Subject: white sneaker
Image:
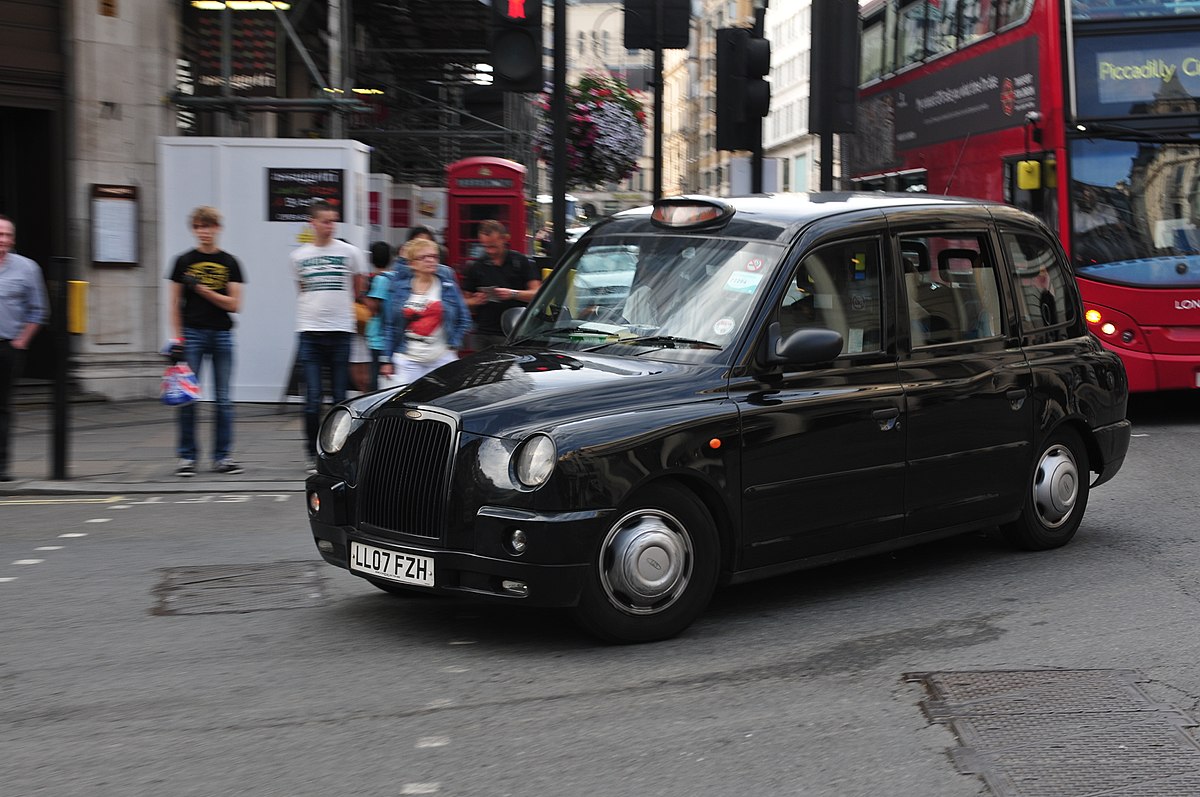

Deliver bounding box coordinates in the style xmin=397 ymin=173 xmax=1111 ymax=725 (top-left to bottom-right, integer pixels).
xmin=175 ymin=459 xmax=196 ymax=477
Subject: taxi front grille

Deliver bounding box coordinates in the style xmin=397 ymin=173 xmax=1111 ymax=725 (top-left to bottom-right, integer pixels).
xmin=357 ymin=414 xmax=454 ymax=540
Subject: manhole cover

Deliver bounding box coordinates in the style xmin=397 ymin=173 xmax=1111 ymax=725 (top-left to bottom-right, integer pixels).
xmin=908 ymin=670 xmax=1200 ymax=797
xmin=152 ymin=561 xmax=326 ymax=615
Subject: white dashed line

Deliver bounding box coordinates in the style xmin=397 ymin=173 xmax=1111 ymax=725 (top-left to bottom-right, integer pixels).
xmin=448 ymin=640 xmax=476 ymax=646
xmin=0 ymin=577 xmax=16 ymax=583
xmin=426 ymin=698 xmax=454 ymax=709
xmin=59 ymin=533 xmax=88 ymax=538
xmin=35 ymin=546 xmax=64 ymax=551
xmin=13 ymin=559 xmax=44 ymax=565
xmin=401 ymin=784 xmax=440 ymax=795
xmin=108 ymin=505 xmax=132 ymax=510
xmin=85 ymin=518 xmax=112 ymax=524
xmin=416 ymin=736 xmax=450 ymax=748
xmin=442 ymin=666 xmax=469 ymax=673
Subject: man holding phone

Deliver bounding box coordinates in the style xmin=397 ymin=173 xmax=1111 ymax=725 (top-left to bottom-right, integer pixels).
xmin=461 ymin=219 xmax=541 ymax=351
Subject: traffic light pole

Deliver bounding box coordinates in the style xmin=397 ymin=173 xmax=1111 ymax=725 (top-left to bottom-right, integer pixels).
xmin=652 ymin=0 xmax=664 ymax=201
xmin=750 ymin=5 xmax=766 ymax=194
xmin=551 ymin=0 xmax=568 ymax=260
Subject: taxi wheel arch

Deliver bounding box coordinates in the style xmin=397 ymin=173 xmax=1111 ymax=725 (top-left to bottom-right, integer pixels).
xmin=572 ymin=481 xmax=720 ymax=644
xmin=1001 ymin=426 xmax=1090 ymax=551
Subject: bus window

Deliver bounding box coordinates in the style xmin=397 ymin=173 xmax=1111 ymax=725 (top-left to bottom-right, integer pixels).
xmin=899 ymin=0 xmax=929 ymax=65
xmin=963 ymin=0 xmax=996 ymax=43
xmin=930 ymin=0 xmax=961 ymax=55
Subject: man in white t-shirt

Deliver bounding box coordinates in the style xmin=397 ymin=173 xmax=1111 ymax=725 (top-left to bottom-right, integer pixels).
xmin=291 ymin=201 xmax=367 ymax=469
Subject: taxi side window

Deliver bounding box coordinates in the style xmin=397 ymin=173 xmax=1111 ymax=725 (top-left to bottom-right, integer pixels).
xmin=1003 ymin=231 xmax=1074 ymax=331
xmin=778 ymin=238 xmax=883 ymax=355
xmin=901 ymin=233 xmax=1003 ymax=346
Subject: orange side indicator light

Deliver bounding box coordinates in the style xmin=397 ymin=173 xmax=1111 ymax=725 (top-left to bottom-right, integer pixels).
xmin=709 ymin=438 xmax=722 ymax=449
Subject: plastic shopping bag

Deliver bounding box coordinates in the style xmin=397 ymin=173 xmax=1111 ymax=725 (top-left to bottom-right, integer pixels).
xmin=161 ymin=363 xmax=201 ymax=406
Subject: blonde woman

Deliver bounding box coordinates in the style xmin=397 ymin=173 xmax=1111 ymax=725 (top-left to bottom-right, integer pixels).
xmin=380 ymin=238 xmax=472 ymax=385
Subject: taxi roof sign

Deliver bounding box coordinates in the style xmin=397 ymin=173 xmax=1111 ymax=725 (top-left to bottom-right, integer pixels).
xmin=651 ymin=196 xmax=734 ymax=229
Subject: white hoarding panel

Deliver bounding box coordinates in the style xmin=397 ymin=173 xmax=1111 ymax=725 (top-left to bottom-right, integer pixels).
xmin=158 ymin=137 xmax=370 ymax=403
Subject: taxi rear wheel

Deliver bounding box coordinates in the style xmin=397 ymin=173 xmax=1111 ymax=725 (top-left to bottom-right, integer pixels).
xmin=1001 ymin=428 xmax=1090 ymax=551
xmin=572 ymin=483 xmax=719 ymax=644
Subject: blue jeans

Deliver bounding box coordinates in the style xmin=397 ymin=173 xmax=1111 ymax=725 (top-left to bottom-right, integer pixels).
xmin=298 ymin=331 xmax=351 ymax=455
xmin=177 ymin=327 xmax=234 ymax=463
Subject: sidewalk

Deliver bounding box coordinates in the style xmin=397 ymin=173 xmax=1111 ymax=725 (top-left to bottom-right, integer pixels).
xmin=1 ymin=397 xmax=310 ymax=495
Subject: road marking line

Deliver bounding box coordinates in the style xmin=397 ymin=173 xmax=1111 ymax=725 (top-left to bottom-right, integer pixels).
xmin=416 ymin=736 xmax=450 ymax=748
xmin=0 ymin=577 xmax=16 ymax=583
xmin=448 ymin=640 xmax=476 ymax=645
xmin=442 ymin=666 xmax=469 ymax=673
xmin=0 ymin=496 xmax=126 ymax=507
xmin=426 ymin=698 xmax=454 ymax=709
xmin=86 ymin=518 xmax=113 ymax=523
xmin=59 ymin=533 xmax=88 ymax=538
xmin=35 ymin=546 xmax=64 ymax=551
xmin=13 ymin=559 xmax=44 ymax=565
xmin=401 ymin=784 xmax=440 ymax=795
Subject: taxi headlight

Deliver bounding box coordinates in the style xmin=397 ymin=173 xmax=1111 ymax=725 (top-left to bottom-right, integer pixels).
xmin=318 ymin=408 xmax=355 ymax=455
xmin=514 ymin=434 xmax=556 ymax=488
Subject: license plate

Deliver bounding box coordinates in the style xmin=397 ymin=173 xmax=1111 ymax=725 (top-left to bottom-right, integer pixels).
xmin=349 ymin=541 xmax=435 ymax=587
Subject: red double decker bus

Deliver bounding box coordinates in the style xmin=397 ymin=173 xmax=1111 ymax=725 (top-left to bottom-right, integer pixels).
xmin=847 ymin=0 xmax=1200 ymax=392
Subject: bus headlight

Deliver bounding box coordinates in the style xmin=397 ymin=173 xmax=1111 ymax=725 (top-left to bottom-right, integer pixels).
xmin=513 ymin=434 xmax=556 ymax=488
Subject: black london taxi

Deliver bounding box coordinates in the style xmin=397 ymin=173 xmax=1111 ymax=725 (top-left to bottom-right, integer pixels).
xmin=306 ymin=194 xmax=1130 ymax=643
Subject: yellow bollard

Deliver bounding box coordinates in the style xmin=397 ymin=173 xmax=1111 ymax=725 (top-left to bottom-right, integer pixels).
xmin=67 ymin=280 xmax=88 ymax=334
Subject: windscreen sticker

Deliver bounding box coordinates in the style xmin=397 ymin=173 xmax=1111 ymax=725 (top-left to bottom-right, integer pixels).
xmin=723 ymin=271 xmax=763 ymax=294
xmin=745 ymin=257 xmax=766 ymax=273
xmin=713 ymin=318 xmax=736 ymax=336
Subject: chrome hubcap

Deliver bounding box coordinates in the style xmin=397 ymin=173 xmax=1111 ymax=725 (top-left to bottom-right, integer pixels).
xmin=599 ymin=510 xmax=693 ymax=616
xmin=1032 ymin=443 xmax=1079 ymax=529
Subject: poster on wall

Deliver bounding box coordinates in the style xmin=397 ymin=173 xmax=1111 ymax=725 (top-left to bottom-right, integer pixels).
xmin=267 ymin=168 xmax=344 ymax=222
xmin=91 ymin=184 xmax=138 ymax=265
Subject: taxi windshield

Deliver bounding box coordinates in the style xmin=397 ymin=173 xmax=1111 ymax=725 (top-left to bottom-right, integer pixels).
xmin=512 ymin=233 xmax=786 ymax=361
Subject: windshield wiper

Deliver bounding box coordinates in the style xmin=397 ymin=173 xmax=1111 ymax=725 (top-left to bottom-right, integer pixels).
xmin=511 ymin=324 xmax=622 ymax=344
xmin=590 ymin=335 xmax=723 ymax=351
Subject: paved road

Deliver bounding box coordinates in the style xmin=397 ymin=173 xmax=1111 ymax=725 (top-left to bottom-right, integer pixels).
xmin=1 ymin=392 xmax=1197 ymax=797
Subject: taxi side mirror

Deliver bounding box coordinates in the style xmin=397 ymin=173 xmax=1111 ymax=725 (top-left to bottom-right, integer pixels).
xmin=501 ymin=306 xmax=525 ymax=337
xmin=764 ymin=322 xmax=844 ymax=366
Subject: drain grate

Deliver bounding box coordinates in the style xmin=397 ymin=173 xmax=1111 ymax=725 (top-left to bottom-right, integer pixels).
xmin=152 ymin=561 xmax=326 ymax=615
xmin=908 ymin=669 xmax=1200 ymax=797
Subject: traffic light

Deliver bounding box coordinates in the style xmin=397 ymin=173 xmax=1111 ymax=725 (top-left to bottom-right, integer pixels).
xmin=715 ymin=27 xmax=771 ymax=152
xmin=490 ymin=0 xmax=544 ymax=92
xmin=809 ymin=0 xmax=859 ymax=133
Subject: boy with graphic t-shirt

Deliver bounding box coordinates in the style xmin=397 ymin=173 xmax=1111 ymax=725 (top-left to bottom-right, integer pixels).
xmin=291 ymin=201 xmax=367 ymax=469
xmin=167 ymin=206 xmax=245 ymax=477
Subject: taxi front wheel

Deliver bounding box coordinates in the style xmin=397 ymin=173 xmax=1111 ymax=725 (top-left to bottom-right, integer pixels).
xmin=572 ymin=483 xmax=720 ymax=644
xmin=1002 ymin=428 xmax=1090 ymax=551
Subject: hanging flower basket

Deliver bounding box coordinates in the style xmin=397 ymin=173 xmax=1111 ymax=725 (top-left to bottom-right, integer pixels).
xmin=533 ymin=72 xmax=648 ymax=190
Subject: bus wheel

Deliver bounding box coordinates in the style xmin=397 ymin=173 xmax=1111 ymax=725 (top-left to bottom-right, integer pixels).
xmin=572 ymin=483 xmax=719 ymax=644
xmin=1002 ymin=428 xmax=1090 ymax=551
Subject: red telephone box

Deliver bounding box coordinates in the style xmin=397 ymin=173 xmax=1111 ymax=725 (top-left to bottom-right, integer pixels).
xmin=446 ymin=157 xmax=528 ymax=270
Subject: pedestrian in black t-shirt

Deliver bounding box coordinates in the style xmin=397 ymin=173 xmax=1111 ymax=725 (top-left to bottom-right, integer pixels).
xmin=461 ymin=219 xmax=541 ymax=351
xmin=167 ymin=206 xmax=245 ymax=477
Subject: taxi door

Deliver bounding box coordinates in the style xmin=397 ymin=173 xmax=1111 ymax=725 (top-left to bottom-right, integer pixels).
xmin=892 ymin=216 xmax=1033 ymax=534
xmin=735 ymin=234 xmax=907 ymax=572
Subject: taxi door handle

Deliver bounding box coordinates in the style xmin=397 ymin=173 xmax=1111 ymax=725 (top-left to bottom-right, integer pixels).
xmin=1007 ymin=388 xmax=1028 ymax=409
xmin=872 ymin=407 xmax=900 ymax=431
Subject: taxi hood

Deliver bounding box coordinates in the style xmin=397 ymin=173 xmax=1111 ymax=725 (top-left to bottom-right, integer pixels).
xmin=378 ymin=347 xmax=722 ymax=437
